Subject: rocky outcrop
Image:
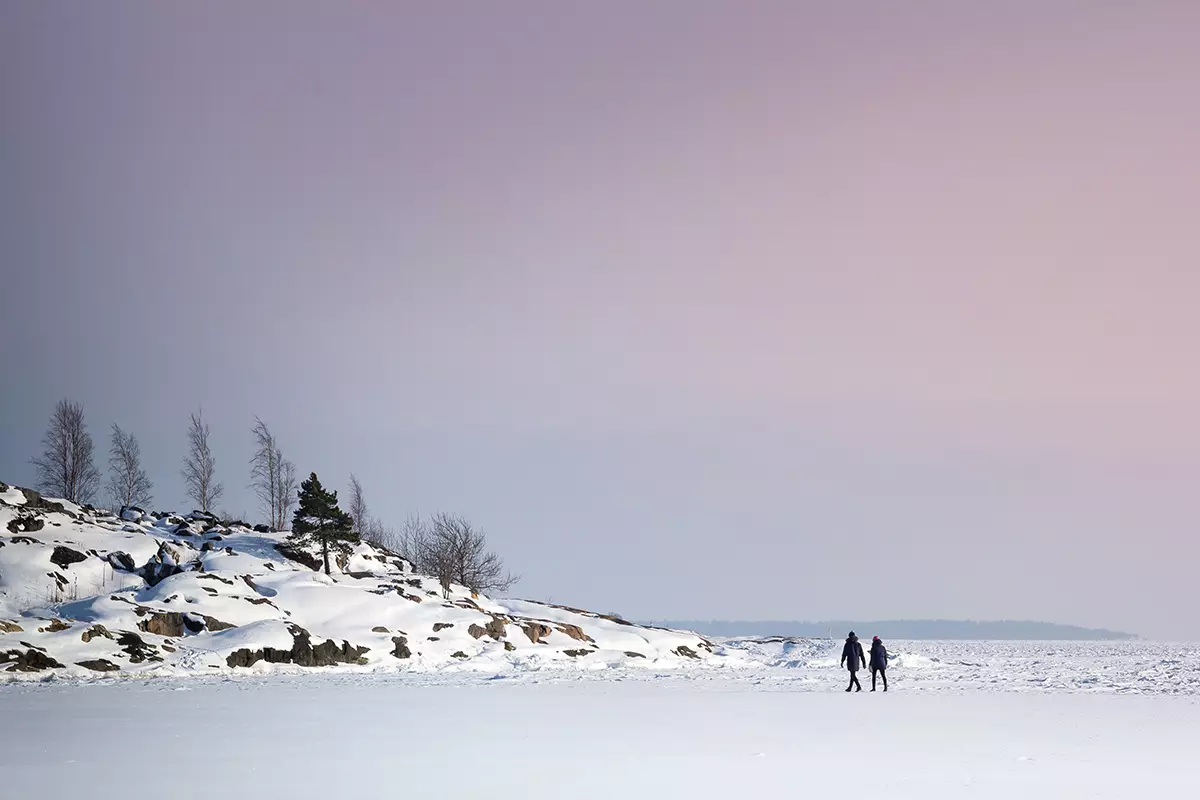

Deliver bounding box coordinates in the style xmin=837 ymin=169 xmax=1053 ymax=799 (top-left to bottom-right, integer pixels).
xmin=50 ymin=545 xmax=87 ymax=570
xmin=1 ymin=648 xmax=65 ymax=672
xmin=225 ymin=625 xmax=370 ymax=669
xmin=76 ymin=659 xmax=120 ymax=672
xmin=117 ymin=632 xmax=162 ymax=663
xmin=7 ymin=514 xmax=44 ymax=533
xmin=137 ymin=612 xmax=236 ymax=637
xmin=0 ymin=621 xmax=24 ymax=633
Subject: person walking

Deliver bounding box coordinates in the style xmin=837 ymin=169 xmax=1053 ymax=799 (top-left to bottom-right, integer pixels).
xmin=840 ymin=631 xmax=866 ymax=692
xmin=869 ymin=635 xmax=889 ymax=691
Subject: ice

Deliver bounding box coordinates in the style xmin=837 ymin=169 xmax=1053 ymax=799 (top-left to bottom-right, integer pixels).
xmin=0 ymin=674 xmax=1196 ymax=799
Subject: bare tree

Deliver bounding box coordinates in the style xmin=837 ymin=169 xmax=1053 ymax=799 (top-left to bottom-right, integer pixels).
xmin=403 ymin=512 xmax=518 ymax=596
xmin=107 ymin=424 xmax=153 ymax=509
xmin=249 ymin=416 xmax=297 ymax=530
xmin=182 ymin=409 xmax=223 ymax=513
xmin=30 ymin=398 xmax=101 ymax=503
xmin=347 ymin=474 xmax=368 ymax=537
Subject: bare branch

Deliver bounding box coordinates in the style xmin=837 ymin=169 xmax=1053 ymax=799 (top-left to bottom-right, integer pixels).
xmin=249 ymin=417 xmax=297 ymax=530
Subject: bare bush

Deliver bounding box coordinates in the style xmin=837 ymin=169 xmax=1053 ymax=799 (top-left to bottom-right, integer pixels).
xmin=347 ymin=474 xmax=368 ymax=536
xmin=249 ymin=416 xmax=297 ymax=530
xmin=182 ymin=409 xmax=223 ymax=513
xmin=31 ymin=398 xmax=101 ymax=503
xmin=402 ymin=512 xmax=518 ymax=596
xmin=107 ymin=424 xmax=153 ymax=509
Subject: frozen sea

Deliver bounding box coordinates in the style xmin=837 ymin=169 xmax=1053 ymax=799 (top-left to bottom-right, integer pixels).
xmin=3 ymin=639 xmax=1198 ymax=798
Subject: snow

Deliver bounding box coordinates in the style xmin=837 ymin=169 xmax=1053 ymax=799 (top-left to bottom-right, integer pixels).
xmin=1 ymin=483 xmax=718 ymax=677
xmin=1 ymin=674 xmax=1196 ymax=798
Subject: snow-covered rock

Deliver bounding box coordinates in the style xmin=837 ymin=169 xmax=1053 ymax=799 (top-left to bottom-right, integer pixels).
xmin=0 ymin=481 xmax=717 ymax=680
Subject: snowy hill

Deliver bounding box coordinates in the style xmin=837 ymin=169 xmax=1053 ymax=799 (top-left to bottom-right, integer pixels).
xmin=0 ymin=481 xmax=716 ymax=679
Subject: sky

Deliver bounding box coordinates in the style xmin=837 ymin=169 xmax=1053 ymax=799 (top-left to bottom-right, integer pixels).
xmin=2 ymin=2 xmax=1198 ymax=639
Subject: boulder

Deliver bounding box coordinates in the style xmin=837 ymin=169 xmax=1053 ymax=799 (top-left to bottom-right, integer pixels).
xmin=371 ymin=626 xmax=390 ymax=633
xmin=226 ymin=625 xmax=370 ymax=669
xmin=0 ymin=649 xmax=65 ymax=672
xmin=253 ymin=524 xmax=271 ymax=533
xmin=107 ymin=551 xmax=137 ymax=572
xmin=81 ymin=624 xmax=113 ymax=643
xmin=433 ymin=622 xmax=454 ymax=632
xmin=391 ymin=636 xmax=411 ymax=659
xmin=17 ymin=488 xmax=65 ymax=513
xmin=503 ymin=641 xmax=516 ymax=652
xmin=0 ymin=621 xmax=25 ymax=634
xmin=38 ymin=619 xmax=72 ymax=633
xmin=120 ymin=506 xmax=145 ymax=522
xmin=117 ymin=632 xmax=162 ymax=663
xmin=468 ymin=618 xmax=508 ymax=641
xmin=563 ymin=649 xmax=592 ymax=657
xmin=555 ymin=623 xmax=595 ymax=643
xmin=672 ymin=645 xmax=699 ymax=659
xmin=50 ymin=545 xmax=87 ymax=570
xmin=76 ymin=659 xmax=121 ymax=672
xmin=623 ymin=651 xmax=647 ymax=659
xmin=521 ymin=622 xmax=553 ymax=644
xmin=7 ymin=515 xmax=45 ymax=533
xmin=141 ymin=541 xmax=189 ymax=586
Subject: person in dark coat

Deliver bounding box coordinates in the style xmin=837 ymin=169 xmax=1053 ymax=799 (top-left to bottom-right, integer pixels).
xmin=840 ymin=631 xmax=866 ymax=692
xmin=869 ymin=635 xmax=889 ymax=691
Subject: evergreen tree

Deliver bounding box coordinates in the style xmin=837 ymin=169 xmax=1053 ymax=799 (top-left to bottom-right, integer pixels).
xmin=288 ymin=472 xmax=356 ymax=575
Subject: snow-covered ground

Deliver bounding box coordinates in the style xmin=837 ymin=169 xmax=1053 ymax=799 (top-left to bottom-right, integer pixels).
xmin=2 ymin=671 xmax=1197 ymax=799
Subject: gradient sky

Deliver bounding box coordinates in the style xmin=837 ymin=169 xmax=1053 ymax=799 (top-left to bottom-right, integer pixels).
xmin=3 ymin=2 xmax=1198 ymax=639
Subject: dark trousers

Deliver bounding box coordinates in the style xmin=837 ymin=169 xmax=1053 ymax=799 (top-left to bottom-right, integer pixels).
xmin=846 ymin=671 xmax=862 ymax=691
xmin=871 ymin=667 xmax=887 ymax=691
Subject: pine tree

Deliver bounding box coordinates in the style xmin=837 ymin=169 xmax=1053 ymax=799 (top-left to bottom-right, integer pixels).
xmin=288 ymin=472 xmax=356 ymax=575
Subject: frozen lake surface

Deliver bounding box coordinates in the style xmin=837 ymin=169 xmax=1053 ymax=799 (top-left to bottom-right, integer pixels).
xmin=3 ymin=641 xmax=1199 ymax=799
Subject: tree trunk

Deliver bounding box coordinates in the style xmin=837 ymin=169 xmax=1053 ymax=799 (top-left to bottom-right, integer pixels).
xmin=322 ymin=537 xmax=330 ymax=575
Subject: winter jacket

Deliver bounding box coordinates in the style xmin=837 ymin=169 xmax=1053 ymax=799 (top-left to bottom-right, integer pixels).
xmin=841 ymin=636 xmax=865 ymax=672
xmin=869 ymin=639 xmax=888 ymax=670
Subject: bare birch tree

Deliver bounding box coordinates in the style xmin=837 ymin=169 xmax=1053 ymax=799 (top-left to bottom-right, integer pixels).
xmin=182 ymin=409 xmax=223 ymax=513
xmin=107 ymin=424 xmax=153 ymax=509
xmin=249 ymin=416 xmax=297 ymax=530
xmin=30 ymin=398 xmax=101 ymax=504
xmin=402 ymin=512 xmax=518 ymax=595
xmin=347 ymin=474 xmax=368 ymax=537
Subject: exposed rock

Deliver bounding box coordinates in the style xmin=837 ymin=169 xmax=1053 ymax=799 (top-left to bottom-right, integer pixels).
xmin=521 ymin=622 xmax=553 ymax=644
xmin=226 ymin=624 xmax=370 ymax=668
xmin=555 ymin=623 xmax=594 ymax=643
xmin=427 ymin=636 xmax=440 ymax=641
xmin=117 ymin=632 xmax=162 ymax=663
xmin=197 ymin=573 xmax=234 ymax=585
xmin=38 ymin=619 xmax=72 ymax=633
xmin=10 ymin=536 xmax=38 ymax=544
xmin=7 ymin=515 xmax=45 ymax=533
xmin=17 ymin=488 xmax=65 ymax=513
xmin=504 ymin=641 xmax=516 ymax=652
xmin=107 ymin=551 xmax=137 ymax=572
xmin=451 ymin=651 xmax=468 ymax=659
xmin=274 ymin=543 xmax=322 ymax=572
xmin=141 ymin=541 xmax=189 ymax=586
xmin=76 ymin=659 xmax=120 ymax=672
xmin=563 ymin=649 xmax=592 ymax=657
xmin=0 ymin=621 xmax=25 ymax=634
xmin=468 ymin=624 xmax=487 ymax=640
xmin=371 ymin=626 xmax=390 ymax=633
xmin=433 ymin=622 xmax=454 ymax=632
xmin=253 ymin=524 xmax=271 ymax=533
xmin=672 ymin=645 xmax=699 ymax=659
xmin=623 ymin=651 xmax=646 ymax=659
xmin=1 ymin=648 xmax=65 ymax=672
xmin=81 ymin=624 xmax=113 ymax=643
xmin=391 ymin=636 xmax=411 ymax=659
xmin=138 ymin=612 xmax=235 ymax=637
xmin=50 ymin=545 xmax=87 ymax=570
xmin=120 ymin=506 xmax=146 ymax=522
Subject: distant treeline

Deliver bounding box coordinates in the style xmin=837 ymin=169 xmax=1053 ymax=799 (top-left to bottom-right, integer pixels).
xmin=649 ymin=619 xmax=1138 ymax=640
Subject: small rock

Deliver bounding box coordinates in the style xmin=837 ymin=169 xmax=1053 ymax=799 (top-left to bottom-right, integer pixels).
xmin=50 ymin=545 xmax=88 ymax=570
xmin=371 ymin=626 xmax=390 ymax=633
